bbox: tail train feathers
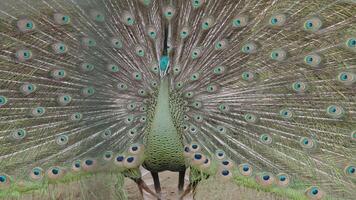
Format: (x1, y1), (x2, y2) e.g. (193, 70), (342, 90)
(0, 0), (356, 199)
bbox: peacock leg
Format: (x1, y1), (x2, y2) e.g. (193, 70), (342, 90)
(135, 178), (159, 199)
(178, 169), (186, 192)
(179, 183), (192, 200)
(151, 172), (162, 199)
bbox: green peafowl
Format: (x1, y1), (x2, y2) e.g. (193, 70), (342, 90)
(0, 0), (356, 199)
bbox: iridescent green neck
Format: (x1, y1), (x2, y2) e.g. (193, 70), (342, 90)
(154, 77), (171, 125)
(143, 77), (185, 172)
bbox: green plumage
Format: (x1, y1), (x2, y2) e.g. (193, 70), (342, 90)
(143, 77), (186, 172)
(0, 0), (355, 199)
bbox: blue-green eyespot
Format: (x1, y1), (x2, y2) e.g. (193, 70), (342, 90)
(232, 15), (248, 28)
(0, 96), (8, 106)
(303, 17), (322, 32)
(269, 14), (287, 26)
(54, 13), (71, 25)
(202, 17), (214, 30)
(90, 10), (105, 22)
(17, 19), (35, 32)
(180, 26), (190, 39)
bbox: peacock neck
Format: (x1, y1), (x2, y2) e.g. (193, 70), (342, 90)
(143, 76), (185, 172)
(155, 77), (170, 120)
(151, 76), (177, 136)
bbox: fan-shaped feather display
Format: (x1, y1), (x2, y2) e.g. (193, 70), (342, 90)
(0, 0), (356, 199)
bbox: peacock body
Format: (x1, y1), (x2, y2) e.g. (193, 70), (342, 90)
(0, 0), (356, 199)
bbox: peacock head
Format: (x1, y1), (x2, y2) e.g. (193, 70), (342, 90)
(159, 55), (170, 78)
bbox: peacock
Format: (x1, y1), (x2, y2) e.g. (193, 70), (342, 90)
(0, 0), (355, 199)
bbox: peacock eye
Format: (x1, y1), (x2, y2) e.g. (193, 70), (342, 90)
(135, 46), (145, 57)
(191, 101), (202, 109)
(127, 156), (134, 163)
(124, 115), (135, 124)
(74, 162), (81, 168)
(337, 72), (355, 85)
(0, 96), (8, 106)
(117, 83), (128, 91)
(351, 131), (356, 141)
(270, 49), (287, 61)
(114, 154), (126, 167)
(16, 49), (33, 62)
(31, 107), (45, 117)
(214, 39), (229, 50)
(241, 71), (255, 81)
(147, 26), (157, 39)
(201, 16), (214, 30)
(82, 37), (96, 47)
(191, 0), (205, 8)
(243, 165), (249, 171)
(116, 156), (124, 162)
(17, 19), (36, 32)
(326, 105), (344, 118)
(128, 128), (138, 137)
(241, 42), (257, 54)
(213, 66), (226, 75)
(101, 129), (112, 139)
(269, 14), (287, 26)
(0, 174), (9, 184)
(346, 38), (356, 48)
(20, 83), (37, 95)
(184, 146), (190, 153)
(221, 169), (229, 176)
(190, 72), (200, 81)
(244, 113), (258, 123)
(193, 114), (203, 123)
(111, 38), (123, 49)
(344, 165), (356, 176)
(70, 112), (83, 121)
(304, 54), (322, 67)
(103, 151), (113, 160)
(58, 94), (72, 106)
(51, 69), (67, 80)
(82, 159), (93, 168)
(260, 134), (273, 145)
(292, 81), (307, 92)
(56, 135), (69, 146)
(163, 6), (175, 20)
(299, 137), (316, 150)
(189, 125), (198, 134)
(184, 91), (194, 98)
(81, 63), (94, 72)
(179, 26), (190, 39)
(52, 42), (68, 54)
(256, 172), (274, 186)
(46, 166), (66, 179)
(127, 102), (137, 111)
(303, 17), (322, 32)
(232, 15), (248, 27)
(218, 103), (229, 112)
(279, 109), (293, 119)
(30, 167), (44, 180)
(81, 87), (95, 97)
(305, 186), (323, 199)
(191, 47), (202, 59)
(215, 149), (225, 159)
(54, 13), (71, 25)
(11, 128), (26, 140)
(90, 10), (105, 22)
(193, 153), (202, 160)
